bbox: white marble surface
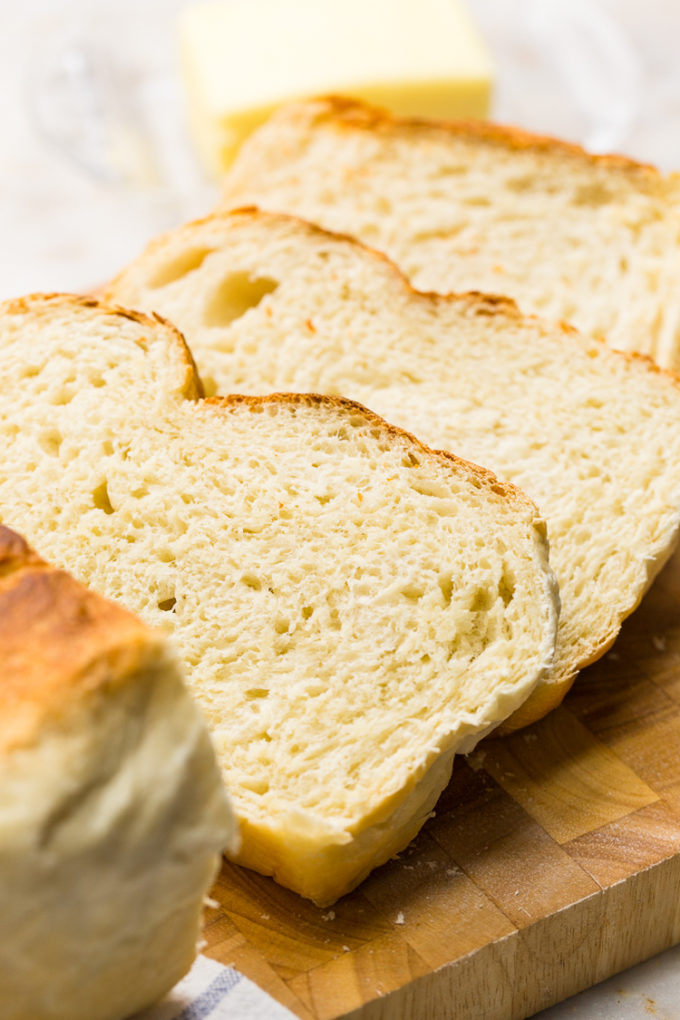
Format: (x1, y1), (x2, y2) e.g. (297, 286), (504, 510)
(1, 1), (680, 1017)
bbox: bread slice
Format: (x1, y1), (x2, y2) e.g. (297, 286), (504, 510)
(0, 524), (235, 1020)
(219, 95), (680, 369)
(105, 207), (680, 733)
(0, 294), (557, 905)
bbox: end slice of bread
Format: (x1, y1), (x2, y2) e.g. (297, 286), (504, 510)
(0, 524), (235, 1020)
(219, 95), (680, 370)
(105, 208), (680, 733)
(0, 294), (557, 904)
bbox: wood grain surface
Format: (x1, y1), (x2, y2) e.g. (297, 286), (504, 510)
(202, 544), (680, 1020)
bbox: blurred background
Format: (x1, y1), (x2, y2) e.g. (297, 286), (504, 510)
(0, 0), (679, 300)
(2, 2), (680, 1017)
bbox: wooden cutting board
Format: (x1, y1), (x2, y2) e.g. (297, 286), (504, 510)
(201, 544), (680, 1019)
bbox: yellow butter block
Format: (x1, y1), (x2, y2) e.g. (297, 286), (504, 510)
(178, 0), (494, 177)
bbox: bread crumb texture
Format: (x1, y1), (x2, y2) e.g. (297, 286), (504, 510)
(219, 97), (680, 370)
(106, 208), (680, 735)
(0, 294), (557, 903)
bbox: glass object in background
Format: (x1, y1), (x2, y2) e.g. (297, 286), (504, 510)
(28, 38), (159, 189)
(2, 0), (211, 298)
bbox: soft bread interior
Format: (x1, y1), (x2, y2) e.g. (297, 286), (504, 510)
(105, 209), (680, 731)
(0, 295), (557, 903)
(219, 96), (680, 370)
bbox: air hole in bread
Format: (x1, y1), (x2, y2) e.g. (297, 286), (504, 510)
(203, 272), (278, 328)
(432, 164), (467, 178)
(412, 226), (464, 244)
(470, 585), (493, 612)
(92, 480), (114, 515)
(241, 775), (270, 794)
(411, 478), (451, 499)
(499, 567), (516, 607)
(301, 606), (313, 619)
(401, 583), (425, 601)
(327, 606), (341, 630)
(506, 174), (535, 192)
(147, 247), (215, 288)
(374, 196), (393, 215)
(438, 574), (453, 605)
(157, 596), (176, 612)
(50, 385), (76, 406)
(241, 572), (262, 590)
(573, 183), (613, 207)
(245, 688), (269, 700)
(402, 452), (420, 468)
(39, 429), (62, 456)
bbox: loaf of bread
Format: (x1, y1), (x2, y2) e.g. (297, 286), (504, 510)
(0, 524), (236, 1020)
(219, 96), (680, 369)
(105, 208), (680, 732)
(0, 294), (558, 905)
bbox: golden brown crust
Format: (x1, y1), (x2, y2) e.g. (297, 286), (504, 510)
(308, 95), (665, 185)
(104, 204), (426, 315)
(0, 526), (42, 578)
(137, 205), (680, 404)
(497, 674), (575, 734)
(0, 526), (157, 754)
(0, 292), (205, 401)
(112, 204), (526, 324)
(204, 389), (541, 520)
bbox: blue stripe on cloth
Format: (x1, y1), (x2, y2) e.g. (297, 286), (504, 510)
(174, 967), (243, 1020)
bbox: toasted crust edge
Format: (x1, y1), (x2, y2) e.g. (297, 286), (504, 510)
(285, 94), (668, 184)
(204, 389), (547, 524)
(0, 292), (205, 401)
(0, 525), (164, 755)
(108, 203), (680, 399)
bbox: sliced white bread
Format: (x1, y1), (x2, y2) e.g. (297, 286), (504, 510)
(0, 294), (557, 905)
(106, 208), (680, 731)
(219, 96), (680, 369)
(0, 524), (235, 1020)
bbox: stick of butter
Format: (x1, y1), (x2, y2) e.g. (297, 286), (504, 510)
(178, 0), (494, 177)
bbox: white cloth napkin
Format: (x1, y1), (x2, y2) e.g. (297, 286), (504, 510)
(132, 955), (297, 1020)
